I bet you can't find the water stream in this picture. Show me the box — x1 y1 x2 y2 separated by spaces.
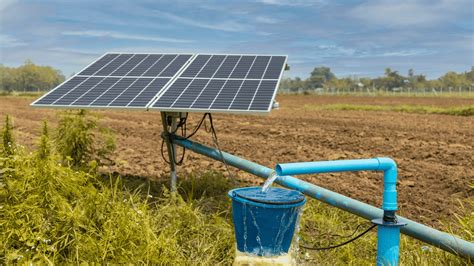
261 171 279 192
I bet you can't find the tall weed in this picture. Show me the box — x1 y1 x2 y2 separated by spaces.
55 110 115 170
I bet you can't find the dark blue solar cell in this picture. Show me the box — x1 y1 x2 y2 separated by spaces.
263 56 286 79
229 80 260 110
55 77 104 105
197 55 226 78
213 56 240 78
90 78 137 106
127 54 163 76
109 78 154 106
230 56 255 79
159 54 192 77
180 55 212 78
111 54 148 76
191 79 226 109
246 56 271 79
78 54 120 75
143 54 177 77
172 79 209 108
72 77 120 106
210 80 243 109
153 78 192 108
35 76 88 105
94 54 134 76
249 80 277 110
129 78 170 107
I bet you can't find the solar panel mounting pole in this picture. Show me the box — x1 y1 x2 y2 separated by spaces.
160 112 179 192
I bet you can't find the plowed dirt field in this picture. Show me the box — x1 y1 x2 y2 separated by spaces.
1 95 473 227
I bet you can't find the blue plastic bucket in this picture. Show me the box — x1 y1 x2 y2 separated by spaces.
228 186 306 256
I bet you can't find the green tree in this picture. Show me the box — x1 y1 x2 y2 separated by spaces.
0 60 65 92
440 71 469 89
382 68 405 89
307 66 335 89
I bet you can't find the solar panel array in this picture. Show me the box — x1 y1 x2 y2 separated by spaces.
32 53 287 114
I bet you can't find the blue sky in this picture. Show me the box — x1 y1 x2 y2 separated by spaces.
0 0 472 79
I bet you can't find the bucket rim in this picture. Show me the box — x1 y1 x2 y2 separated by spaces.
228 187 306 208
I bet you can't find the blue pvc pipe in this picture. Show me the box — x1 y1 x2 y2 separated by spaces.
276 158 398 211
169 135 474 261
377 226 401 265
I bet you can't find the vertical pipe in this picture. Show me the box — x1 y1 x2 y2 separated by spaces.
277 158 404 265
161 112 178 191
377 226 401 266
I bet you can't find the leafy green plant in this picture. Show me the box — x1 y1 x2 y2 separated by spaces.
1 115 15 157
36 121 51 160
55 110 115 169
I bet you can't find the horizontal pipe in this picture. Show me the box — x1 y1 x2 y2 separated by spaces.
276 158 398 211
276 159 381 175
170 135 474 260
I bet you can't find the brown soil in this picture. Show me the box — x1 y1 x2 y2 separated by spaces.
1 95 473 228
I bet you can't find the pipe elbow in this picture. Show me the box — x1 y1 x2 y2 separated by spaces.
376 157 397 171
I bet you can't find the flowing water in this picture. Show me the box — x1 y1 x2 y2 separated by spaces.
261 171 279 192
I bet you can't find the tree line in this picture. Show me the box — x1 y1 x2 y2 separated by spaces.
0 60 65 92
280 66 474 93
1 60 473 94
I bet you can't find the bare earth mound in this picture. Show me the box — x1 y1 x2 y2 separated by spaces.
1 95 473 227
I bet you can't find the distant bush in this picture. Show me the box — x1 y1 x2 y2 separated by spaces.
0 60 65 92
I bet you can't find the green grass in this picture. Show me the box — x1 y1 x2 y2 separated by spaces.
299 199 472 265
0 91 45 97
280 90 474 99
305 104 474 116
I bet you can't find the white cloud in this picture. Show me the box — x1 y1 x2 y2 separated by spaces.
315 44 356 57
151 10 248 32
350 0 470 27
257 0 325 7
0 0 17 12
255 16 279 24
61 30 194 43
0 34 27 48
47 47 101 56
312 43 430 58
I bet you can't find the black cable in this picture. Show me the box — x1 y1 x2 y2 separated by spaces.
185 113 209 139
318 224 364 239
161 112 235 181
300 224 376 251
207 114 237 183
160 113 188 166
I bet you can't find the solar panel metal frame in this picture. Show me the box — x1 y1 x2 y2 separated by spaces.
148 53 287 115
30 52 196 110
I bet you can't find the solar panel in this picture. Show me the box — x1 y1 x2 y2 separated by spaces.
32 53 193 109
32 53 287 114
150 54 287 113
